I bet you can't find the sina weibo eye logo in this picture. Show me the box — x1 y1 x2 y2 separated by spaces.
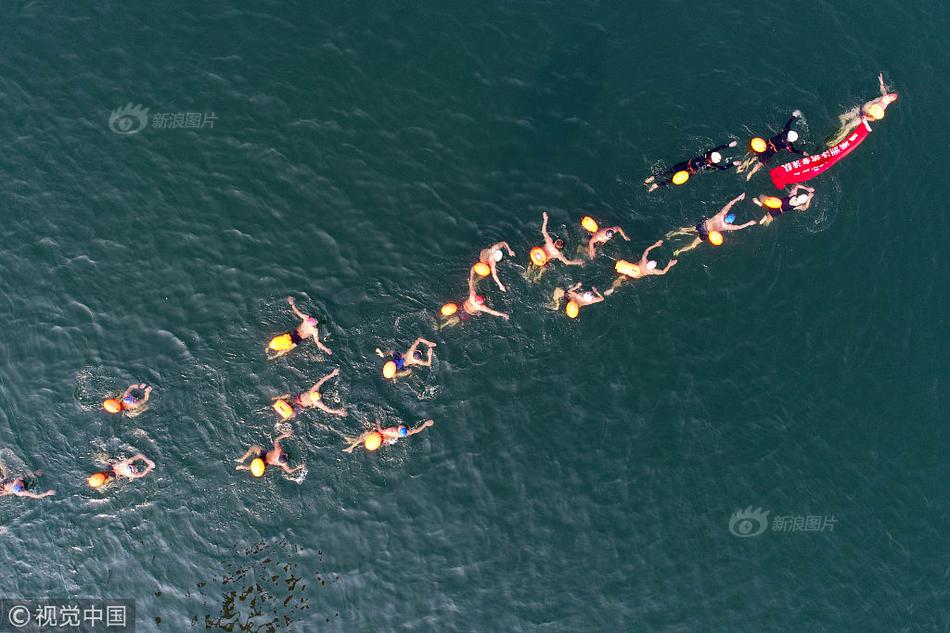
729 507 770 538
109 103 150 134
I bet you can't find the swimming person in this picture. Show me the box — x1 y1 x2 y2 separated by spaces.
753 184 815 226
738 111 808 181
439 267 510 326
376 337 437 380
582 216 631 260
343 419 435 453
235 431 303 477
477 241 516 292
87 454 155 489
529 211 585 270
273 368 348 420
644 140 741 191
0 459 55 499
268 296 332 358
827 73 899 146
549 283 605 318
604 240 678 296
666 193 756 255
102 383 153 416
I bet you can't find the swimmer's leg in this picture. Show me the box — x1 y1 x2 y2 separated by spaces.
673 238 702 257
603 276 624 297
744 162 762 181
546 288 566 310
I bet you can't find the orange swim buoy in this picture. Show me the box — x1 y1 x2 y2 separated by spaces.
708 231 724 246
364 432 382 451
87 472 109 488
102 398 122 414
273 399 294 420
382 361 398 379
763 196 783 209
530 247 548 266
440 303 458 317
473 262 491 277
750 137 767 153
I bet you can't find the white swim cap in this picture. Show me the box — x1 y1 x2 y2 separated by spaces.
582 292 593 301
786 130 799 143
647 260 658 271
493 249 503 262
709 151 722 164
792 194 809 206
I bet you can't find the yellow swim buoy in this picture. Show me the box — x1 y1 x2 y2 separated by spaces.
866 103 885 121
440 302 458 317
581 216 599 233
382 361 397 379
565 301 580 319
102 398 122 414
273 399 294 420
530 246 548 266
750 137 767 153
473 262 491 277
708 231 724 246
250 458 266 477
614 259 641 278
268 333 294 351
87 472 109 488
763 196 783 209
364 432 382 452
672 170 689 185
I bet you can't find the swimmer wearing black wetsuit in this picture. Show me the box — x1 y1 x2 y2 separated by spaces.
740 110 808 180
645 140 740 191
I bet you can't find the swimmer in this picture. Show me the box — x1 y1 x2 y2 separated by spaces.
666 193 756 255
586 222 631 260
604 240 678 296
550 283 605 317
737 111 808 181
274 368 348 419
0 461 55 499
235 431 303 476
440 267 509 325
343 419 434 453
268 296 331 358
828 73 899 146
644 140 741 192
376 337 437 379
477 241 516 291
87 454 155 489
102 383 152 415
753 184 815 226
530 212 585 269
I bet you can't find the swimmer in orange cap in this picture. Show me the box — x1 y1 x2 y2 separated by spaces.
268 296 332 359
586 223 630 260
0 458 55 499
828 73 899 146
604 240 678 296
87 453 155 489
343 419 434 453
103 383 153 416
753 184 815 226
477 241 516 292
376 337 437 379
235 431 303 475
550 283 605 318
737 111 808 181
533 211 585 268
667 193 756 255
274 368 348 419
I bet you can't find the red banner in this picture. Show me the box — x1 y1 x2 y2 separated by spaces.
770 119 873 189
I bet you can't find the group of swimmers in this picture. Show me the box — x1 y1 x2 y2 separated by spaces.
1 75 896 500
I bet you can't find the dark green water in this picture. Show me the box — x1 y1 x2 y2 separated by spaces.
0 1 947 631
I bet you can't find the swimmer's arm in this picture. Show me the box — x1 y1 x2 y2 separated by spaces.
467 268 477 297
490 264 507 292
478 306 510 320
492 241 514 256
588 289 605 305
313 368 339 391
788 143 808 156
642 240 663 259
282 463 304 474
20 489 56 499
129 455 155 477
587 238 597 260
288 297 308 321
719 192 746 215
734 220 757 230
554 251 585 266
407 419 434 436
659 259 678 274
878 72 887 95
121 385 136 400
316 401 347 417
610 227 630 241
783 112 800 131
313 334 333 356
274 393 292 401
540 211 550 238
